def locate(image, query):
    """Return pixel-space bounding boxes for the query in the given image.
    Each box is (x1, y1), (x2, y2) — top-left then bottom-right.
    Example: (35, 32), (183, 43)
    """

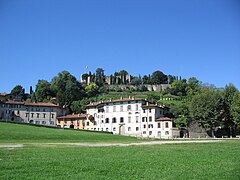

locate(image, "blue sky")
(1, 0), (240, 93)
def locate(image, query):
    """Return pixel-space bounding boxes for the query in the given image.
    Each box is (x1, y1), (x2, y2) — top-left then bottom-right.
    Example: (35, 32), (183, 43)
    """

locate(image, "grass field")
(1, 122), (240, 179)
(0, 122), (143, 144)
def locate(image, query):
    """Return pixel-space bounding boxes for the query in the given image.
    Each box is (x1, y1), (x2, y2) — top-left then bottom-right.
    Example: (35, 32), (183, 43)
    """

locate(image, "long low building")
(0, 100), (67, 126)
(84, 97), (180, 139)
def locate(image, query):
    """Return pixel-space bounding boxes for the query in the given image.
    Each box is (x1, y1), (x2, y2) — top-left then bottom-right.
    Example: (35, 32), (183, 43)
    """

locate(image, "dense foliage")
(8, 68), (240, 137)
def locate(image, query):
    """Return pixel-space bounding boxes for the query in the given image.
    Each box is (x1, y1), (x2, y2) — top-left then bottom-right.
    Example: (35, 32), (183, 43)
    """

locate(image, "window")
(50, 121), (54, 125)
(43, 108), (45, 112)
(149, 116), (152, 122)
(143, 124), (146, 128)
(149, 109), (152, 113)
(127, 105), (131, 111)
(94, 121), (97, 125)
(120, 117), (124, 123)
(17, 110), (20, 115)
(165, 122), (169, 128)
(120, 105), (123, 112)
(106, 128), (109, 131)
(128, 116), (131, 123)
(101, 120), (104, 123)
(149, 131), (152, 135)
(136, 104), (138, 111)
(165, 131), (169, 135)
(101, 128), (103, 131)
(113, 106), (116, 112)
(51, 114), (54, 118)
(37, 113), (40, 118)
(112, 117), (117, 123)
(43, 113), (46, 118)
(113, 127), (116, 131)
(42, 121), (46, 124)
(149, 124), (153, 128)
(143, 109), (146, 113)
(128, 127), (131, 131)
(158, 123), (161, 128)
(105, 118), (109, 123)
(31, 113), (34, 118)
(106, 106), (109, 113)
(142, 117), (145, 122)
(135, 116), (139, 123)
(87, 122), (90, 126)
(136, 127), (139, 131)
(35, 121), (40, 124)
(143, 131), (146, 134)
(25, 113), (28, 117)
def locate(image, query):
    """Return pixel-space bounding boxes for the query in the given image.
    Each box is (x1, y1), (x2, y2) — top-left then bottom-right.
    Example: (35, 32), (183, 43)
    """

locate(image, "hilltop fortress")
(80, 69), (172, 92)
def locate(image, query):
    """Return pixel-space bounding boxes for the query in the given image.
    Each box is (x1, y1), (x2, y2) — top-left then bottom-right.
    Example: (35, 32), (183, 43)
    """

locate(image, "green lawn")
(1, 122), (240, 179)
(0, 122), (142, 144)
(0, 141), (240, 179)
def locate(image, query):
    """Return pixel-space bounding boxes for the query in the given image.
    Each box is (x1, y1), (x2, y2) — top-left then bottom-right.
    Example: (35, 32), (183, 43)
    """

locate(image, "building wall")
(86, 100), (179, 139)
(0, 102), (66, 126)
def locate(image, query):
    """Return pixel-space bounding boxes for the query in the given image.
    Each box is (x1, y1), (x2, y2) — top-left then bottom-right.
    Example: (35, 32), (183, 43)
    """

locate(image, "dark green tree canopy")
(35, 80), (52, 102)
(11, 85), (24, 96)
(190, 90), (222, 137)
(51, 71), (85, 106)
(151, 71), (168, 84)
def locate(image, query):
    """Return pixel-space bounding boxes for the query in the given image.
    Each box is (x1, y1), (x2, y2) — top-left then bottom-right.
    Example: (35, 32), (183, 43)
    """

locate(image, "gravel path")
(46, 140), (223, 147)
(0, 140), (223, 149)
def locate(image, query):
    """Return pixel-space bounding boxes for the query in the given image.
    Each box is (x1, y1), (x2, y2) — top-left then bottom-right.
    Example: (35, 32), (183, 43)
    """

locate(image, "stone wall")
(105, 84), (171, 92)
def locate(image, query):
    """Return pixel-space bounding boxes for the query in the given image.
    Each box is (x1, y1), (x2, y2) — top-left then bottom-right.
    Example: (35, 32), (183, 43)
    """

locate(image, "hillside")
(0, 122), (143, 143)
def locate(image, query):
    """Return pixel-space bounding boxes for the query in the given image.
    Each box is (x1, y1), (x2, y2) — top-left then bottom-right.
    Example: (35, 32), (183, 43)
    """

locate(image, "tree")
(142, 75), (149, 84)
(85, 82), (99, 97)
(222, 84), (239, 136)
(95, 68), (105, 86)
(170, 79), (188, 96)
(119, 70), (128, 84)
(190, 90), (222, 137)
(35, 80), (52, 102)
(11, 85), (24, 96)
(186, 77), (201, 96)
(151, 71), (168, 84)
(81, 73), (89, 83)
(11, 85), (25, 101)
(51, 71), (85, 106)
(230, 92), (240, 128)
(131, 77), (142, 86)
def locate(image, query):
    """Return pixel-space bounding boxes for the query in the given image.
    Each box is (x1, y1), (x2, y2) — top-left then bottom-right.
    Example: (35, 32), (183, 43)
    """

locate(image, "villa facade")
(84, 97), (179, 138)
(0, 100), (67, 126)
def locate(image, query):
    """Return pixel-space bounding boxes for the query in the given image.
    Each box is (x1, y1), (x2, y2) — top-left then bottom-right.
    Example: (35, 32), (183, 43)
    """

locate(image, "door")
(119, 125), (125, 135)
(158, 131), (161, 138)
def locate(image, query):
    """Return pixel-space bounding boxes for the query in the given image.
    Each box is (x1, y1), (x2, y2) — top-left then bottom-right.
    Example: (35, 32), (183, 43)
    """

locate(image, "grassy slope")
(0, 141), (240, 179)
(0, 122), (142, 143)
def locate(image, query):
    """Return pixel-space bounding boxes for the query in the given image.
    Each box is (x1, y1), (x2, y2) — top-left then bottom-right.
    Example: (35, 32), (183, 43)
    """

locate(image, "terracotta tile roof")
(142, 104), (161, 108)
(24, 102), (59, 107)
(86, 97), (145, 107)
(57, 114), (86, 119)
(156, 117), (172, 121)
(5, 100), (24, 105)
(4, 101), (59, 107)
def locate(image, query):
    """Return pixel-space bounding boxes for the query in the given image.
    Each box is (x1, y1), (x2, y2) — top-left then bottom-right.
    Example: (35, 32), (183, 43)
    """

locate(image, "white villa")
(85, 97), (180, 139)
